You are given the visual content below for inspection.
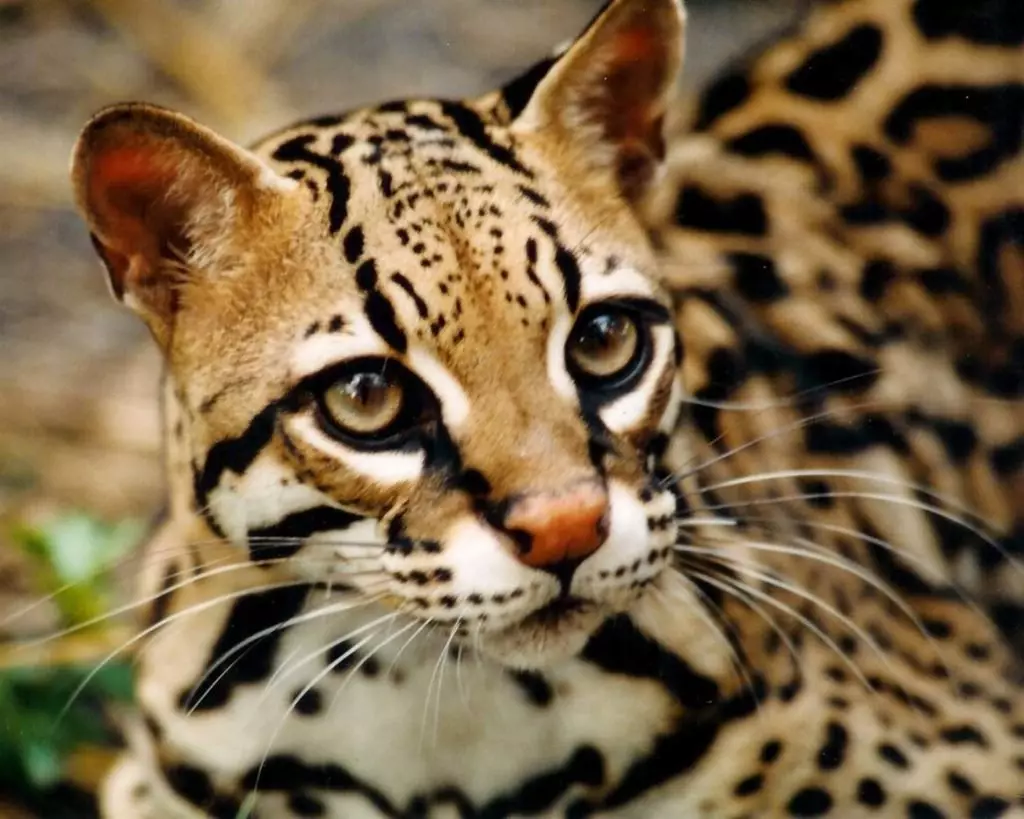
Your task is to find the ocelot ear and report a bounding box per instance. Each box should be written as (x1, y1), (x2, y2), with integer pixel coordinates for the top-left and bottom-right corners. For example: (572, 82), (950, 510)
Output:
(71, 103), (293, 345)
(513, 0), (685, 201)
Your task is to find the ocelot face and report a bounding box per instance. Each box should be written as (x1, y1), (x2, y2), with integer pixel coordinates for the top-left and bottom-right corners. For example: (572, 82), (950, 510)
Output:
(73, 0), (687, 667)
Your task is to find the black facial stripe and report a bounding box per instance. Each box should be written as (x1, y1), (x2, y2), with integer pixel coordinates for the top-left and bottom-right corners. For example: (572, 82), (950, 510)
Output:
(517, 185), (550, 208)
(355, 260), (408, 353)
(272, 135), (350, 235)
(583, 615), (721, 708)
(146, 560), (178, 630)
(248, 505), (364, 562)
(531, 217), (582, 312)
(912, 0), (1024, 47)
(196, 399), (284, 512)
(574, 637), (766, 815)
(180, 584), (311, 711)
(438, 100), (531, 176)
(596, 297), (672, 326)
(478, 746), (604, 817)
(343, 224), (365, 264)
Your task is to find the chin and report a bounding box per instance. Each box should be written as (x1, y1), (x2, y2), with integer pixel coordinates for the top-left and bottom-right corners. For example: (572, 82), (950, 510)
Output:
(478, 598), (610, 670)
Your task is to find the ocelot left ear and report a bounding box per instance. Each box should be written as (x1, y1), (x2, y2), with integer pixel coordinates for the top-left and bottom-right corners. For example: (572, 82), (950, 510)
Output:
(71, 103), (295, 347)
(513, 0), (685, 201)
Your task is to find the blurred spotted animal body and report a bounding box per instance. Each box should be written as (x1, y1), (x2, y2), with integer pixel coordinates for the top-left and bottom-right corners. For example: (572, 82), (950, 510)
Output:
(70, 0), (1024, 816)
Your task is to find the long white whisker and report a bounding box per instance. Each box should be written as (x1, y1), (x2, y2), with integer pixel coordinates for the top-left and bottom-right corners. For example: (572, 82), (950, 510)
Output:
(654, 574), (754, 696)
(327, 619), (419, 713)
(702, 555), (898, 693)
(662, 400), (895, 486)
(696, 467), (998, 533)
(690, 489), (1019, 575)
(53, 579), (310, 724)
(185, 589), (389, 714)
(685, 566), (877, 699)
(678, 566), (801, 675)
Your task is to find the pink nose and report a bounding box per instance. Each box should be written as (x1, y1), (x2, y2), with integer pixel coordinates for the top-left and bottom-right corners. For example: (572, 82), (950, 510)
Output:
(503, 483), (609, 569)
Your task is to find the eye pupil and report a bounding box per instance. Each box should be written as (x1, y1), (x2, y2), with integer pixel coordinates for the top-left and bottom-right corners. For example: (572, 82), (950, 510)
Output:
(578, 314), (627, 353)
(349, 373), (384, 407)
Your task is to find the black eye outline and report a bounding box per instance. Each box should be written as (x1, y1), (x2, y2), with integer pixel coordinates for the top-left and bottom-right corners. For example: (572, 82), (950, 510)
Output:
(566, 299), (662, 395)
(308, 356), (438, 451)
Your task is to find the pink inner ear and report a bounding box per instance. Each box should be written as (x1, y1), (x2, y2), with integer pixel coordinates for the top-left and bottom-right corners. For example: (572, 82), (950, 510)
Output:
(610, 26), (661, 65)
(600, 25), (669, 145)
(89, 141), (177, 259)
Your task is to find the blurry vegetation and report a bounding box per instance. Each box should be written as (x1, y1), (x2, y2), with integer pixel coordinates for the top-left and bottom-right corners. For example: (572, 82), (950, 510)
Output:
(0, 514), (141, 812)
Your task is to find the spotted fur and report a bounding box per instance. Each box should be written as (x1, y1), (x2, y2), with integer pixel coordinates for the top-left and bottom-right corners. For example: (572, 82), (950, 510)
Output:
(71, 0), (1024, 816)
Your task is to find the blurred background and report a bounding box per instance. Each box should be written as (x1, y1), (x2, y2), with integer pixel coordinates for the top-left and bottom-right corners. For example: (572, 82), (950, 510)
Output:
(0, 0), (799, 815)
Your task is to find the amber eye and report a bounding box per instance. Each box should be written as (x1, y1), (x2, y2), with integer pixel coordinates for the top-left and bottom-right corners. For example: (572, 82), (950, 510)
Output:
(567, 308), (642, 385)
(321, 370), (405, 437)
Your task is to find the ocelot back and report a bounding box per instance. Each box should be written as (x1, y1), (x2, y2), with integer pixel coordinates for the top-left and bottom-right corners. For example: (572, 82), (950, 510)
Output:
(71, 0), (1024, 816)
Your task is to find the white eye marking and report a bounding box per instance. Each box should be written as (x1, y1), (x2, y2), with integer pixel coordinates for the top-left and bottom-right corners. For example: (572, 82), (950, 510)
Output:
(290, 412), (424, 484)
(406, 346), (470, 430)
(546, 312), (578, 401)
(290, 313), (386, 381)
(597, 324), (674, 432)
(207, 455), (331, 544)
(579, 265), (655, 303)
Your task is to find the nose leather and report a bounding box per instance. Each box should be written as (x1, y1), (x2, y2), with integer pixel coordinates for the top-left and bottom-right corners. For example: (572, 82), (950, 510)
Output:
(503, 482), (609, 569)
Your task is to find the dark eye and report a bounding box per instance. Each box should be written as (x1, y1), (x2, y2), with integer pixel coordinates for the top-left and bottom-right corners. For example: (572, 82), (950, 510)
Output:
(314, 358), (432, 447)
(566, 306), (646, 388)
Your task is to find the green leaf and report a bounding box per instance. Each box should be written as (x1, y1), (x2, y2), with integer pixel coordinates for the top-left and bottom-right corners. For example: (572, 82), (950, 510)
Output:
(10, 513), (144, 627)
(21, 741), (63, 788)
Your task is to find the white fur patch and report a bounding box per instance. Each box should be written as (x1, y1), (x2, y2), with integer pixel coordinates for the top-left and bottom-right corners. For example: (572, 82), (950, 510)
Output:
(579, 264), (655, 302)
(597, 324), (674, 432)
(289, 315), (387, 381)
(545, 313), (578, 401)
(406, 346), (470, 430)
(207, 454), (329, 544)
(289, 413), (424, 484)
(441, 517), (543, 599)
(256, 162), (300, 193)
(573, 479), (652, 586)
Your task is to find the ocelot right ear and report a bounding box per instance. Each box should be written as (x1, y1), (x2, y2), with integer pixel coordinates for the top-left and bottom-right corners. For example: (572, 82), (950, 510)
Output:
(71, 103), (295, 346)
(511, 0), (685, 201)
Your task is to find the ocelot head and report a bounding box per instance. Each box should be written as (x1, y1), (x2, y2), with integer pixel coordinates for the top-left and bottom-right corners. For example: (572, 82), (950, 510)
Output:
(71, 0), (689, 667)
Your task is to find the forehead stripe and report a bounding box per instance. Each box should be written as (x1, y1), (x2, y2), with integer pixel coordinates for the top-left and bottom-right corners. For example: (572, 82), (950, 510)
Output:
(532, 217), (581, 313)
(438, 100), (531, 177)
(355, 260), (408, 352)
(272, 135), (350, 235)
